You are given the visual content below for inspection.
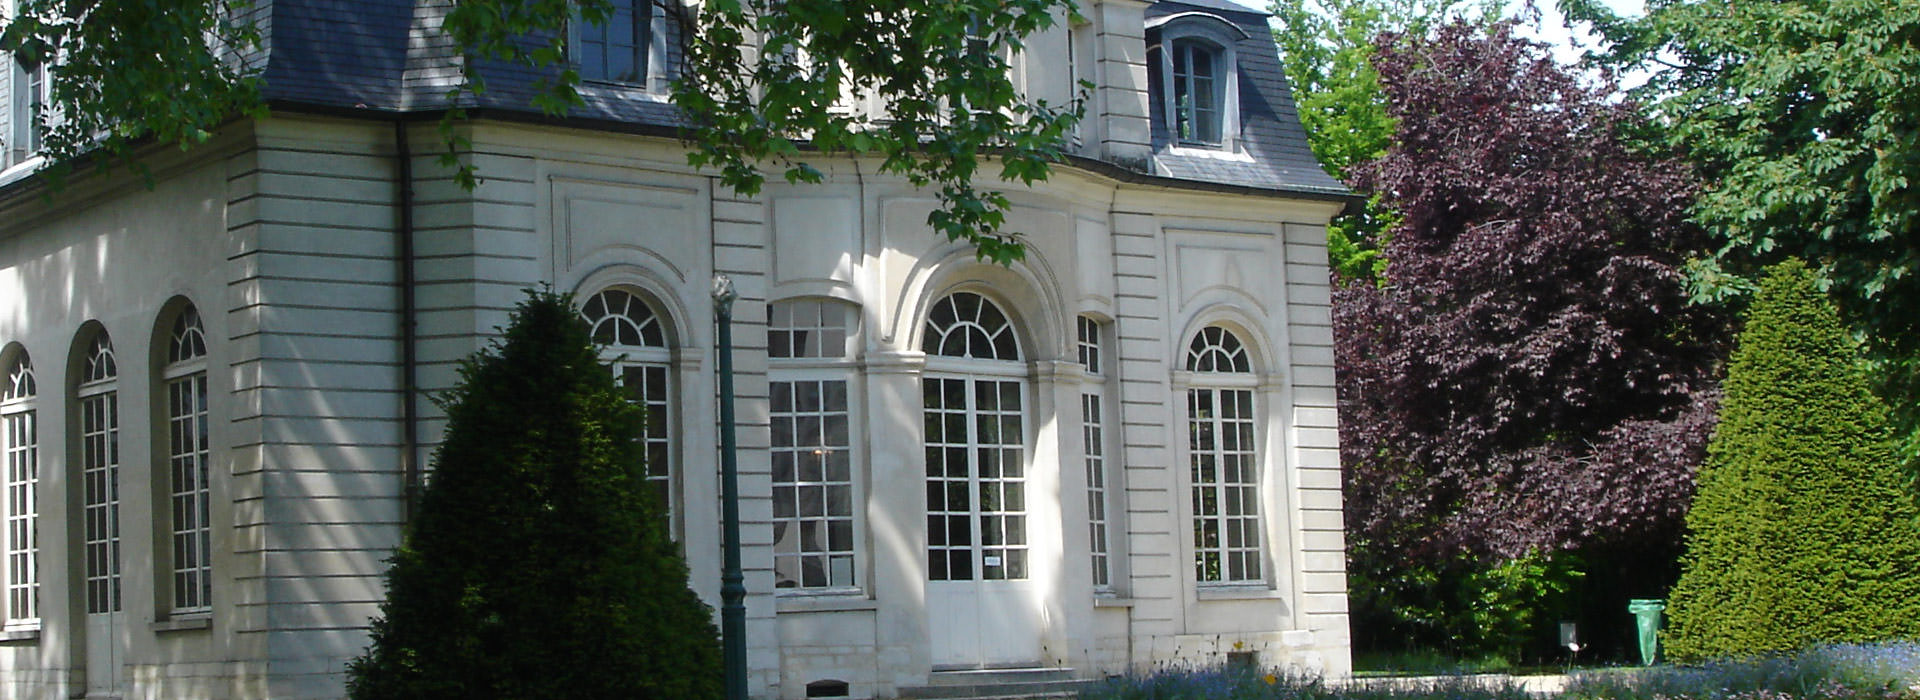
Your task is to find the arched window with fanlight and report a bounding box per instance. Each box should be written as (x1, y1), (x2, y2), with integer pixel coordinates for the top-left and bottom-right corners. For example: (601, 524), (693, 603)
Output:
(1186, 325), (1261, 584)
(160, 305), (212, 615)
(921, 291), (1027, 584)
(767, 298), (860, 591)
(1, 350), (38, 629)
(580, 288), (676, 528)
(75, 331), (122, 616)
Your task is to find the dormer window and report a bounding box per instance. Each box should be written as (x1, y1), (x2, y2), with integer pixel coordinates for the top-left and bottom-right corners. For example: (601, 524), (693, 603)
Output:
(1148, 12), (1246, 151)
(9, 58), (46, 166)
(574, 0), (653, 85)
(1170, 39), (1223, 146)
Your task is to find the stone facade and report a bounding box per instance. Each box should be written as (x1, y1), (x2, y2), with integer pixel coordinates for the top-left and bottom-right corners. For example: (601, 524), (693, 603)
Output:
(0, 0), (1353, 697)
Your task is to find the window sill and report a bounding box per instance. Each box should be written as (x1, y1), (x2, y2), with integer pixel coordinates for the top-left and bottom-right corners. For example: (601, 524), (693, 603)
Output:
(151, 616), (212, 633)
(1164, 144), (1254, 163)
(775, 593), (878, 614)
(0, 627), (39, 642)
(0, 156), (46, 188)
(577, 79), (668, 100)
(1093, 596), (1135, 609)
(1195, 585), (1281, 601)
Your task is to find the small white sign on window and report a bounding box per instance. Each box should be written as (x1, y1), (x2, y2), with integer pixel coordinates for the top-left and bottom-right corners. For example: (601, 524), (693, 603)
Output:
(984, 556), (1002, 567)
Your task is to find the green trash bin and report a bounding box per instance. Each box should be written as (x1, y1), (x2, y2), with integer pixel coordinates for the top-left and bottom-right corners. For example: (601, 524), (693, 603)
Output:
(1627, 599), (1665, 665)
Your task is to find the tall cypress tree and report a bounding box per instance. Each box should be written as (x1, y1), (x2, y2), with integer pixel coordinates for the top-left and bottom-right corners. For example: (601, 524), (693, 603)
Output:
(1665, 260), (1920, 661)
(347, 291), (720, 699)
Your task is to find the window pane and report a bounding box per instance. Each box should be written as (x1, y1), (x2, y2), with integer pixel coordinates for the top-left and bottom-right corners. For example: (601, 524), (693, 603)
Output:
(1190, 386), (1260, 583)
(771, 378), (857, 590)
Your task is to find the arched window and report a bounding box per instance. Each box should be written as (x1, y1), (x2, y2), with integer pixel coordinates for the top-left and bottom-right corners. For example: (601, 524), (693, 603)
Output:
(922, 292), (1027, 582)
(76, 332), (121, 615)
(581, 288), (676, 528)
(768, 299), (859, 590)
(2, 351), (38, 628)
(161, 306), (211, 614)
(922, 291), (1019, 361)
(1186, 325), (1260, 583)
(1077, 315), (1113, 590)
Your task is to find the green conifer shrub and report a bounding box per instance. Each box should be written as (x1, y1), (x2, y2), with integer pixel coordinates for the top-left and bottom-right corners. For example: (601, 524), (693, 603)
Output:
(1664, 260), (1920, 661)
(346, 291), (720, 699)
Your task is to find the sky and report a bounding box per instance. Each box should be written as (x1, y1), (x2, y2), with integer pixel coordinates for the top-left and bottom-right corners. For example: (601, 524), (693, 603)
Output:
(1514, 0), (1647, 73)
(1233, 0), (1652, 85)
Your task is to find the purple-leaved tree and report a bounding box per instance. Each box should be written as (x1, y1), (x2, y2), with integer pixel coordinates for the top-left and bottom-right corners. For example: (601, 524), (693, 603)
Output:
(1335, 19), (1724, 658)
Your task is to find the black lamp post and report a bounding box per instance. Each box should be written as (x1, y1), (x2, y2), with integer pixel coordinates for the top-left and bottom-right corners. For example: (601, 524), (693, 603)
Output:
(712, 273), (747, 700)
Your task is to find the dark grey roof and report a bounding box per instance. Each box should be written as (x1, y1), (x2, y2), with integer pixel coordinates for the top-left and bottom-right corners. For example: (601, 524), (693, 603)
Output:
(255, 0), (1346, 198)
(1143, 0), (1347, 195)
(1157, 0), (1273, 18)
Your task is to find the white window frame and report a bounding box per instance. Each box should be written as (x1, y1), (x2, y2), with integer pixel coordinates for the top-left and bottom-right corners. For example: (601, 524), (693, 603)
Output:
(922, 292), (1031, 584)
(8, 57), (46, 168)
(1077, 315), (1115, 591)
(76, 333), (122, 616)
(768, 298), (864, 594)
(161, 308), (212, 617)
(1182, 326), (1264, 586)
(2, 352), (38, 630)
(581, 288), (679, 536)
(1149, 13), (1244, 152)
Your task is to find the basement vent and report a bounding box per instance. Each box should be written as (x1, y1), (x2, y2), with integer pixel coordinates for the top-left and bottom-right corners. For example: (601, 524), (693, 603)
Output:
(1227, 650), (1259, 669)
(806, 679), (851, 698)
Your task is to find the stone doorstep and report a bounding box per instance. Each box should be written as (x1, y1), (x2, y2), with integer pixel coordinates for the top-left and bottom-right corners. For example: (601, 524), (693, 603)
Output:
(895, 667), (1095, 700)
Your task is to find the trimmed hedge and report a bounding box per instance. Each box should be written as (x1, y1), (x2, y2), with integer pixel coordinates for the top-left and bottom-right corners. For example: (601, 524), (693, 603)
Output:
(347, 291), (720, 699)
(1664, 260), (1920, 661)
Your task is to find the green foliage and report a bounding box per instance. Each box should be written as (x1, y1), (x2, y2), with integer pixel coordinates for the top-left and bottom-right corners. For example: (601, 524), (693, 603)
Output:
(1268, 0), (1497, 284)
(1348, 551), (1583, 665)
(7, 0), (1078, 264)
(1564, 0), (1920, 465)
(678, 0), (1083, 265)
(1664, 260), (1920, 663)
(443, 0), (1082, 265)
(346, 290), (720, 700)
(0, 0), (264, 185)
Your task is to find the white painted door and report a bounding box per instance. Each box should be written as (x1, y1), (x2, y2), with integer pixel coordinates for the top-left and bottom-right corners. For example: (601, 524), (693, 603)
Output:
(80, 390), (124, 698)
(923, 377), (1042, 668)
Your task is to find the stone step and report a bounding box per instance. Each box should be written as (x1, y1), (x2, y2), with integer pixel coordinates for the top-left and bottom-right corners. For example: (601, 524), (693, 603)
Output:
(896, 668), (1095, 699)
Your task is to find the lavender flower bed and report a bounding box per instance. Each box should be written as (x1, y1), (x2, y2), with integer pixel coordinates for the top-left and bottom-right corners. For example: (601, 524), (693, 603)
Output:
(1564, 643), (1920, 700)
(1080, 643), (1920, 700)
(1080, 667), (1536, 700)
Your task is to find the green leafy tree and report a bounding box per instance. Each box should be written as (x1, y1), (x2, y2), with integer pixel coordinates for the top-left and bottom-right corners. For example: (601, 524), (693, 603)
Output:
(0, 0), (264, 185)
(442, 0), (1082, 263)
(1664, 260), (1920, 662)
(1, 0), (1080, 264)
(346, 291), (720, 699)
(1563, 0), (1920, 462)
(1270, 0), (1499, 283)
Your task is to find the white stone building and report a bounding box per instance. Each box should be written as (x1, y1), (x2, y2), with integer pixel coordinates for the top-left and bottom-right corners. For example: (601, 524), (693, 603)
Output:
(0, 0), (1353, 697)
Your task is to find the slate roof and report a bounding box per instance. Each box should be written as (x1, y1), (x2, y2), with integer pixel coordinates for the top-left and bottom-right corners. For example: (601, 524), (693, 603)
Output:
(1143, 0), (1348, 195)
(254, 0), (1347, 199)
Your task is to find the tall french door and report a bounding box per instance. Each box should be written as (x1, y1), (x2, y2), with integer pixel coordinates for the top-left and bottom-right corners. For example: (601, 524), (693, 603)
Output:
(922, 375), (1041, 668)
(80, 388), (124, 697)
